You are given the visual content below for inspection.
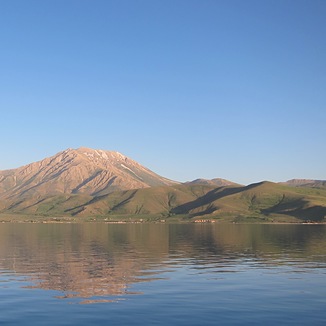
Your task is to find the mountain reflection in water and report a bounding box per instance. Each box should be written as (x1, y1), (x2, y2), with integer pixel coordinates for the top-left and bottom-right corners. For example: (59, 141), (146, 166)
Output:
(0, 223), (325, 304)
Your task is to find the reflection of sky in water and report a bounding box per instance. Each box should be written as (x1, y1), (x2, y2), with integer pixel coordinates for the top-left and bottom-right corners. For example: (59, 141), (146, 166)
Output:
(0, 223), (325, 325)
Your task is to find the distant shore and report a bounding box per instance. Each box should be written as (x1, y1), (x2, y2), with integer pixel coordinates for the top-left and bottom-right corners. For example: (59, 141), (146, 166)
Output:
(0, 214), (325, 224)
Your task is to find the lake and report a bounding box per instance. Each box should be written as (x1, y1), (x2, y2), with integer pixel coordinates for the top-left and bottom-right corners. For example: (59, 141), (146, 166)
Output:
(0, 223), (325, 325)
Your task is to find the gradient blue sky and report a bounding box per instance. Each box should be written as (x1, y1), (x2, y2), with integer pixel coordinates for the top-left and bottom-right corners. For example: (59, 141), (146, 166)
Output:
(1, 0), (325, 184)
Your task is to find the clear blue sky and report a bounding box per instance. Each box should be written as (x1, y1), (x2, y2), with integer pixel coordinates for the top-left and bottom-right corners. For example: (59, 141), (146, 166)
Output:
(0, 0), (325, 184)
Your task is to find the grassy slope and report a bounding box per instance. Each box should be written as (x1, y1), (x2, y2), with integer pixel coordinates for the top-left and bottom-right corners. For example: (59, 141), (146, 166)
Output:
(200, 181), (326, 222)
(1, 182), (326, 222)
(66, 184), (217, 217)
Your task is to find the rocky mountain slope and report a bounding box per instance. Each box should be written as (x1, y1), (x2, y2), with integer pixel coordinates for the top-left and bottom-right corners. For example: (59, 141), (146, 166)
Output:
(0, 147), (177, 202)
(282, 179), (326, 189)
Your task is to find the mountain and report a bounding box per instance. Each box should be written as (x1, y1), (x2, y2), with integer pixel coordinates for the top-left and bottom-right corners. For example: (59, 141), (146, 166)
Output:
(282, 179), (326, 189)
(0, 149), (325, 223)
(0, 147), (178, 203)
(185, 178), (240, 187)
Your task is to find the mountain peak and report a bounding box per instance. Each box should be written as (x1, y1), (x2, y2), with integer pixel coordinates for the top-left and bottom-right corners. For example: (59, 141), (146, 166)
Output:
(282, 179), (326, 189)
(74, 147), (127, 161)
(185, 178), (240, 187)
(0, 148), (178, 204)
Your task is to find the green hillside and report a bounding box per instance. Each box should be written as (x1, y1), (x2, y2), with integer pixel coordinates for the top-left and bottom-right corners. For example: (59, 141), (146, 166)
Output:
(176, 181), (326, 222)
(35, 184), (217, 218)
(1, 182), (326, 223)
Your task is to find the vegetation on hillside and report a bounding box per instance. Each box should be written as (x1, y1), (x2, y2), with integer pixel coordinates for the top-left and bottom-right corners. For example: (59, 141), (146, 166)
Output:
(1, 182), (326, 223)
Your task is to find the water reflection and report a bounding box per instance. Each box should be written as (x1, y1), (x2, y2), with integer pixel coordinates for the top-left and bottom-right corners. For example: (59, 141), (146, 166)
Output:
(0, 223), (325, 303)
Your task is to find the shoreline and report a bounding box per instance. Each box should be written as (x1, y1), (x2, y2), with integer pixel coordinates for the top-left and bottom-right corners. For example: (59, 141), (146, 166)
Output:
(0, 214), (325, 225)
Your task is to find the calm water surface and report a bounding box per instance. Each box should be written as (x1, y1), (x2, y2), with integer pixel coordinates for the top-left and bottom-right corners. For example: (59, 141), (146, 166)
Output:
(0, 223), (325, 325)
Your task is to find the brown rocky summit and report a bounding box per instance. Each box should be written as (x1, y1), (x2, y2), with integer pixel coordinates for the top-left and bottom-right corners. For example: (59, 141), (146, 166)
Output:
(0, 147), (178, 201)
